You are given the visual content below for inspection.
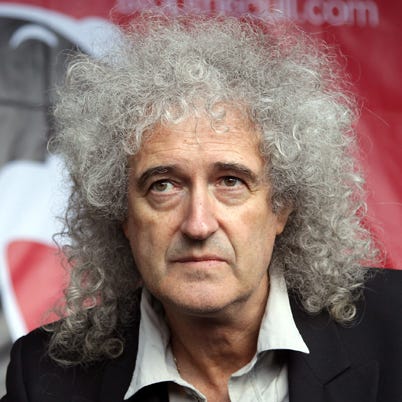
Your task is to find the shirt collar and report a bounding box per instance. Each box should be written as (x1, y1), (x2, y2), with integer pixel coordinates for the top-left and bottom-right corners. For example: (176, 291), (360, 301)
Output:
(124, 272), (309, 400)
(124, 288), (186, 400)
(257, 271), (309, 354)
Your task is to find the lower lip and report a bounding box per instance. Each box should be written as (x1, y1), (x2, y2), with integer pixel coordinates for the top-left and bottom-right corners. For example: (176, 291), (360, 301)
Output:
(174, 259), (225, 268)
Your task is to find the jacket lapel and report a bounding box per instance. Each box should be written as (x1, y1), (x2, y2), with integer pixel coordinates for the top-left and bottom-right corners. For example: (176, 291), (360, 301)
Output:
(288, 296), (379, 402)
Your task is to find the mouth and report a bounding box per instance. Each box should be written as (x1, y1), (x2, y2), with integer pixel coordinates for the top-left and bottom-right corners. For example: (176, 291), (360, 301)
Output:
(173, 255), (226, 263)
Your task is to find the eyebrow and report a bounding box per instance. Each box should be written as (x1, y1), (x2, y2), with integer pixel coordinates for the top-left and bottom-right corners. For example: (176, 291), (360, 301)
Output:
(136, 165), (178, 189)
(213, 162), (260, 184)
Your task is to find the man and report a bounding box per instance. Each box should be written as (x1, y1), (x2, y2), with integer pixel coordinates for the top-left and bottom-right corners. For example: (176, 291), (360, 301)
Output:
(2, 15), (401, 402)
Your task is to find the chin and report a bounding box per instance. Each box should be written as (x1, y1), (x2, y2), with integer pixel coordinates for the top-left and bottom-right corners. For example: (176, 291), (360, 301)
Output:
(160, 289), (239, 317)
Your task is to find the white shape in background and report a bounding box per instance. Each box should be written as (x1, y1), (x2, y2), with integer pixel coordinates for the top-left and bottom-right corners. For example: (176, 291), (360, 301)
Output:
(0, 157), (69, 340)
(9, 23), (59, 48)
(0, 3), (118, 58)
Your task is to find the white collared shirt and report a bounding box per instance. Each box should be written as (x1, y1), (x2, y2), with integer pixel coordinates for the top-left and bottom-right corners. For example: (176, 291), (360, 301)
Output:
(124, 272), (309, 401)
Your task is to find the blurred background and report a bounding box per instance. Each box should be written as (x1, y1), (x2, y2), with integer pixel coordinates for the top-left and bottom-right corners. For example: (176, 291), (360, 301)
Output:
(0, 0), (401, 395)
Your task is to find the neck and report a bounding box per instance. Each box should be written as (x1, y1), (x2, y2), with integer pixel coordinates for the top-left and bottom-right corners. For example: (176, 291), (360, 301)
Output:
(163, 277), (269, 399)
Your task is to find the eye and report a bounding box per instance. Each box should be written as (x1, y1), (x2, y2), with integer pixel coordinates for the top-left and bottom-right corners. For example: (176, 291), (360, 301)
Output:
(220, 176), (244, 187)
(150, 180), (175, 193)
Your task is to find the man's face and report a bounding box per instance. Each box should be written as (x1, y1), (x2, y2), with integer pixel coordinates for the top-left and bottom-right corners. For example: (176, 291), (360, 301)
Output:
(124, 109), (289, 319)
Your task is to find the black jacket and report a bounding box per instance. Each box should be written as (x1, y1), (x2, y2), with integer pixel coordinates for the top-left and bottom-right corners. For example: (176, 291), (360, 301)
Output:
(2, 269), (402, 402)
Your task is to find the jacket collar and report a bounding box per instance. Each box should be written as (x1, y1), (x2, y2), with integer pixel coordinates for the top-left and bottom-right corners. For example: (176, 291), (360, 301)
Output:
(288, 294), (379, 402)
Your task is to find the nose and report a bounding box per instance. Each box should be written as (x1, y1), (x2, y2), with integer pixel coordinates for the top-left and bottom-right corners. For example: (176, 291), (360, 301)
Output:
(180, 187), (219, 240)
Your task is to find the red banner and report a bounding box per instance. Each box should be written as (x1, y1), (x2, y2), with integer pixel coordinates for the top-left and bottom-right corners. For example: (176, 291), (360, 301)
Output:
(0, 0), (400, 338)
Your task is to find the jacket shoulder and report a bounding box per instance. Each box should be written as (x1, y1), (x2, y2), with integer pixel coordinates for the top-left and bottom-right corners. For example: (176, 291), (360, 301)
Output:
(359, 268), (402, 322)
(288, 268), (402, 402)
(3, 327), (105, 402)
(363, 268), (402, 297)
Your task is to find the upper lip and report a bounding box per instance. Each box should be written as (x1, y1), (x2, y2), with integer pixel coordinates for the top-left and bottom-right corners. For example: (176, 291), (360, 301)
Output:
(172, 255), (226, 263)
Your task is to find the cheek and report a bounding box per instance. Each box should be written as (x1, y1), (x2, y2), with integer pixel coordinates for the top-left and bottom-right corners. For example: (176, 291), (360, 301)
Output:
(125, 210), (152, 262)
(126, 207), (177, 265)
(234, 208), (278, 263)
(240, 203), (278, 238)
(126, 225), (163, 286)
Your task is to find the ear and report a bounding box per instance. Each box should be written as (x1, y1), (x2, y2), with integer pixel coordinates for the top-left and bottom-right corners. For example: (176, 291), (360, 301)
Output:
(275, 206), (292, 235)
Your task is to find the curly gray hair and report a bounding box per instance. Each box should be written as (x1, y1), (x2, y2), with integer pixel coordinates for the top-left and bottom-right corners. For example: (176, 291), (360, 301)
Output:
(48, 14), (377, 365)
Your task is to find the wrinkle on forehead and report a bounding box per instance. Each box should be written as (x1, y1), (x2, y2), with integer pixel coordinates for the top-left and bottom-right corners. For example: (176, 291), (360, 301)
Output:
(143, 106), (262, 149)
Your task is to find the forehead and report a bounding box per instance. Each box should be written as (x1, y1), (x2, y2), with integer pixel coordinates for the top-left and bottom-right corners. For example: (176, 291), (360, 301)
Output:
(133, 109), (263, 166)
